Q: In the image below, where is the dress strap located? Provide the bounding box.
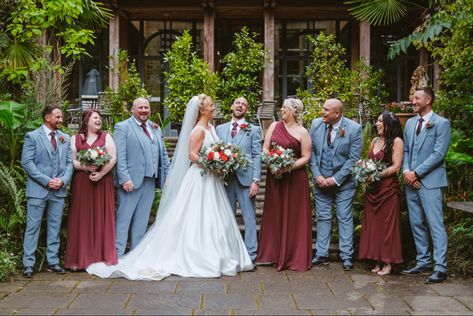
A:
[191,125,206,135]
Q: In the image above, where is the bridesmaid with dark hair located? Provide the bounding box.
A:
[358,111,404,275]
[65,109,117,271]
[256,98,312,271]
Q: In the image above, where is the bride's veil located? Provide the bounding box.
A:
[154,95,200,221]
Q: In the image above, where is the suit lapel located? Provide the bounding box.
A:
[222,122,232,144]
[332,118,345,157]
[57,131,64,159]
[129,118,147,150]
[316,122,325,164]
[234,121,247,146]
[39,127,53,160]
[415,113,436,150]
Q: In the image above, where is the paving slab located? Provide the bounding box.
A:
[127,293,200,310]
[293,293,371,310]
[68,293,130,309]
[107,279,176,294]
[402,295,469,312]
[457,296,473,310]
[20,280,77,293]
[0,292,75,309]
[13,307,58,315]
[56,308,132,315]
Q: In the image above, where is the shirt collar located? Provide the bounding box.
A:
[331,117,343,129]
[133,117,148,127]
[43,124,55,136]
[419,111,433,122]
[231,118,245,126]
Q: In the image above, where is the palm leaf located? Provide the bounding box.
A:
[77,0,113,31]
[0,162,26,232]
[3,41,41,69]
[346,0,408,26]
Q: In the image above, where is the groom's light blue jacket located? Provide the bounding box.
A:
[403,112,450,189]
[114,117,170,189]
[21,126,73,198]
[216,121,262,186]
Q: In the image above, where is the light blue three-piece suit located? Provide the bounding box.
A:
[403,112,451,272]
[216,121,262,261]
[114,117,170,257]
[309,117,363,261]
[21,126,74,268]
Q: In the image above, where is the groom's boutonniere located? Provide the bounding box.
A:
[338,128,346,138]
[59,135,66,144]
[240,123,251,132]
[426,121,434,129]
[153,123,159,129]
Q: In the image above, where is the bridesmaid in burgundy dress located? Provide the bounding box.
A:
[256,98,312,271]
[65,109,118,270]
[358,111,404,275]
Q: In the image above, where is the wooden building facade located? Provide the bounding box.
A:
[70,0,424,108]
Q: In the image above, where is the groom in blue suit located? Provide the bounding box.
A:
[309,98,363,271]
[401,87,451,283]
[21,105,73,278]
[216,97,262,261]
[114,97,170,257]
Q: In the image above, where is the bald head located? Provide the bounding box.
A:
[132,97,151,123]
[322,98,343,125]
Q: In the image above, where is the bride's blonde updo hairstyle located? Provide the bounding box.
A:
[283,97,304,125]
[197,94,214,119]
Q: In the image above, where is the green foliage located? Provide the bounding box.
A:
[0,162,26,233]
[163,30,218,123]
[0,232,22,281]
[300,32,388,126]
[346,0,409,26]
[218,27,267,118]
[106,50,150,128]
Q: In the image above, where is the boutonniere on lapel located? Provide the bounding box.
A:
[240,123,251,132]
[338,128,346,138]
[59,135,66,144]
[153,123,159,129]
[426,121,434,129]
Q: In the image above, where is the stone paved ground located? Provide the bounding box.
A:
[1,262,472,315]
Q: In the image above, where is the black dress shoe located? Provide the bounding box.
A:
[23,267,34,278]
[425,271,447,284]
[400,266,430,275]
[47,264,67,274]
[312,256,330,266]
[342,259,353,271]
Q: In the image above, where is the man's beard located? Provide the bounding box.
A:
[232,110,245,120]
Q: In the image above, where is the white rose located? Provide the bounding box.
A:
[90,150,98,159]
[280,154,286,159]
[213,152,220,160]
[224,149,232,156]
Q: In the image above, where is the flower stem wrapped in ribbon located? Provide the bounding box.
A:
[197,141,248,179]
[77,146,112,168]
[261,142,296,179]
[352,158,388,191]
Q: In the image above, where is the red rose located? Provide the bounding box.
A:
[276,149,283,156]
[221,154,228,162]
[207,152,214,160]
[339,128,345,137]
[59,135,66,144]
[153,123,159,129]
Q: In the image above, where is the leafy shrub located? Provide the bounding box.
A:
[0,232,21,281]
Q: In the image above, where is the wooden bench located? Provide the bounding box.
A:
[447,201,473,214]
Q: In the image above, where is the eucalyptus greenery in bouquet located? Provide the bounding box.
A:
[198,141,248,179]
[352,158,387,191]
[77,146,112,168]
[261,142,296,179]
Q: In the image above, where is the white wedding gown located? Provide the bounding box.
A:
[87,125,253,280]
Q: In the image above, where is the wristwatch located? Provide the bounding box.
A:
[252,178,260,184]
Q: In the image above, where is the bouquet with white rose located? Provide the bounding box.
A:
[352,158,387,191]
[197,141,248,179]
[261,142,296,179]
[77,146,112,168]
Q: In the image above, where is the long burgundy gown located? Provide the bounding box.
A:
[358,149,403,264]
[256,121,312,271]
[65,132,118,269]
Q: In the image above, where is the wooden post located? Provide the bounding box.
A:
[263,8,275,101]
[419,48,429,66]
[204,9,215,71]
[359,21,370,66]
[109,14,120,92]
[433,59,441,90]
[351,22,359,70]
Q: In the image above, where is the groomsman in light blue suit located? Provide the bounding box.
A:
[309,98,363,271]
[21,105,73,278]
[114,97,170,257]
[216,97,262,261]
[401,87,451,284]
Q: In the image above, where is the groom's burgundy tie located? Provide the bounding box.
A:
[231,122,238,138]
[141,123,152,140]
[327,125,333,146]
[416,117,424,136]
[50,131,57,151]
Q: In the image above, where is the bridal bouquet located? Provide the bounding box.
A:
[352,158,387,190]
[198,141,248,179]
[261,142,296,179]
[77,146,112,168]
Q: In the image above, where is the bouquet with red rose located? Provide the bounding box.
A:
[197,141,248,179]
[351,158,387,191]
[77,146,112,168]
[261,142,296,179]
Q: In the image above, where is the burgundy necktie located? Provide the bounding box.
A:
[50,131,57,151]
[231,122,238,138]
[327,125,333,146]
[141,123,152,140]
[416,118,424,136]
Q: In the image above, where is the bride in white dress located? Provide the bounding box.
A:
[87,94,254,280]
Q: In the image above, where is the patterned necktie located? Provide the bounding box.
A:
[416,118,424,136]
[141,123,152,140]
[231,122,238,138]
[50,131,57,151]
[327,125,333,146]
